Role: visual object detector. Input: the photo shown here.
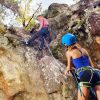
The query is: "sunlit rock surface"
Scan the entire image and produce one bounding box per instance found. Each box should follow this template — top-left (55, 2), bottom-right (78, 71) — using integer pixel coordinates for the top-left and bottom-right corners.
top-left (48, 1), bottom-right (100, 68)
top-left (0, 0), bottom-right (100, 100)
top-left (0, 43), bottom-right (76, 100)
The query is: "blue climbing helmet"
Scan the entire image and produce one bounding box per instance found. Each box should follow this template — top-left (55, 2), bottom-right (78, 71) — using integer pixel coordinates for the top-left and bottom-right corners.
top-left (61, 33), bottom-right (77, 46)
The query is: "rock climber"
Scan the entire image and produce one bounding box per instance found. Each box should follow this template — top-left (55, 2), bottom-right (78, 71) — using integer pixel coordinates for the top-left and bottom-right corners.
top-left (24, 15), bottom-right (51, 50)
top-left (61, 33), bottom-right (100, 100)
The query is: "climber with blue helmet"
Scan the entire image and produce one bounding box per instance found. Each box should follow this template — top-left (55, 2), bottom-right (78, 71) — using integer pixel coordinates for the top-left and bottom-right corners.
top-left (61, 33), bottom-right (100, 100)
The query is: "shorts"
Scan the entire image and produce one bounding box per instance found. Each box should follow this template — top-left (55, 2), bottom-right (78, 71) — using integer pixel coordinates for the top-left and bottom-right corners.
top-left (76, 67), bottom-right (100, 88)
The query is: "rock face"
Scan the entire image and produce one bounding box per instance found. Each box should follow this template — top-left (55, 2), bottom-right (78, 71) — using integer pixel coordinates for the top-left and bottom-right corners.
top-left (88, 12), bottom-right (100, 36)
top-left (48, 3), bottom-right (71, 18)
top-left (48, 3), bottom-right (72, 39)
top-left (48, 2), bottom-right (100, 68)
top-left (40, 56), bottom-right (77, 100)
top-left (0, 46), bottom-right (49, 100)
top-left (0, 1), bottom-right (100, 100)
top-left (0, 0), bottom-right (19, 14)
top-left (0, 30), bottom-right (76, 100)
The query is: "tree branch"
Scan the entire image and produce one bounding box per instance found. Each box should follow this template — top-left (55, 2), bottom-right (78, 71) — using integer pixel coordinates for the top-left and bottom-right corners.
top-left (25, 2), bottom-right (42, 28)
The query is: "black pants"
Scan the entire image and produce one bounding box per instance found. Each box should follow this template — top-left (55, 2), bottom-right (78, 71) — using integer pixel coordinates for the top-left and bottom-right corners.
top-left (28, 27), bottom-right (51, 49)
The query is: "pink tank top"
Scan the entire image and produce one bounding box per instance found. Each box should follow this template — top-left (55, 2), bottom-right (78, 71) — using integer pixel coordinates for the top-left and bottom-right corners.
top-left (38, 17), bottom-right (48, 27)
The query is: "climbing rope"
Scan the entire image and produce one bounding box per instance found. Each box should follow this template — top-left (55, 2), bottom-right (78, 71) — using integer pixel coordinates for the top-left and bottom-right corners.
top-left (43, 37), bottom-right (65, 74)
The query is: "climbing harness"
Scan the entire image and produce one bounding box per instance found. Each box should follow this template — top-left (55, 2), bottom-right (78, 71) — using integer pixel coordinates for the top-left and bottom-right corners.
top-left (78, 67), bottom-right (94, 96)
top-left (76, 66), bottom-right (94, 86)
top-left (72, 66), bottom-right (100, 99)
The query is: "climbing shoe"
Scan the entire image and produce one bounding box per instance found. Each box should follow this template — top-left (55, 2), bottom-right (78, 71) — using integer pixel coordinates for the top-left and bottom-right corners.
top-left (21, 41), bottom-right (33, 47)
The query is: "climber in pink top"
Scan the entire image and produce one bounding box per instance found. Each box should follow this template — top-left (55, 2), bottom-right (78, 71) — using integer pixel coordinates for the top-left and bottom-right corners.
top-left (37, 15), bottom-right (49, 29)
top-left (26, 15), bottom-right (51, 50)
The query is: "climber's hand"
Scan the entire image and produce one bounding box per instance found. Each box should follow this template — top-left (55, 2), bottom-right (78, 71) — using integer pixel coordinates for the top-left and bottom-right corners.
top-left (65, 67), bottom-right (71, 76)
top-left (36, 29), bottom-right (39, 31)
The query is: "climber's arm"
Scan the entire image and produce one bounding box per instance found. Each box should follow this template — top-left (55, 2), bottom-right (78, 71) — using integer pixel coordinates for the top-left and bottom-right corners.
top-left (36, 19), bottom-right (43, 31)
top-left (38, 23), bottom-right (43, 31)
top-left (65, 51), bottom-right (72, 75)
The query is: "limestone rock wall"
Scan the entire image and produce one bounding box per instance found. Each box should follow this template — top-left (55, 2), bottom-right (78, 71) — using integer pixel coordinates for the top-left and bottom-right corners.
top-left (0, 0), bottom-right (100, 100)
top-left (48, 2), bottom-right (100, 68)
top-left (0, 32), bottom-right (76, 100)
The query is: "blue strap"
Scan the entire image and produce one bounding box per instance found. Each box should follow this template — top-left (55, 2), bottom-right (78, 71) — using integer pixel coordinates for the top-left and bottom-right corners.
top-left (78, 84), bottom-right (83, 96)
top-left (90, 87), bottom-right (96, 98)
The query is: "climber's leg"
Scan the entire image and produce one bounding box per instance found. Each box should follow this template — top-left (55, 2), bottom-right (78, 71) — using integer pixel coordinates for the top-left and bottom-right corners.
top-left (77, 70), bottom-right (92, 100)
top-left (78, 87), bottom-right (89, 100)
top-left (27, 31), bottom-right (40, 45)
top-left (94, 86), bottom-right (100, 100)
top-left (93, 69), bottom-right (100, 100)
top-left (39, 34), bottom-right (45, 50)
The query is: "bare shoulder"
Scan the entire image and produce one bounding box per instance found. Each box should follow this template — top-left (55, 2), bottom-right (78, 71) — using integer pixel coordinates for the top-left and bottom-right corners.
top-left (82, 48), bottom-right (89, 55)
top-left (66, 50), bottom-right (72, 57)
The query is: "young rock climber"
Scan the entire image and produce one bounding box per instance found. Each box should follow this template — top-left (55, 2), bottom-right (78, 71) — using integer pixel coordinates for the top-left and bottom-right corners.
top-left (25, 15), bottom-right (51, 50)
top-left (61, 33), bottom-right (100, 100)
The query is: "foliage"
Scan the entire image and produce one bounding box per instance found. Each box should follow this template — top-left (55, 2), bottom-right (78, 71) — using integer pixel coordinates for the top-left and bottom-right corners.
top-left (42, 9), bottom-right (48, 18)
top-left (0, 0), bottom-right (42, 30)
top-left (24, 19), bottom-right (35, 31)
top-left (15, 0), bottom-right (42, 30)
top-left (0, 23), bottom-right (7, 34)
top-left (16, 0), bottom-right (33, 27)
